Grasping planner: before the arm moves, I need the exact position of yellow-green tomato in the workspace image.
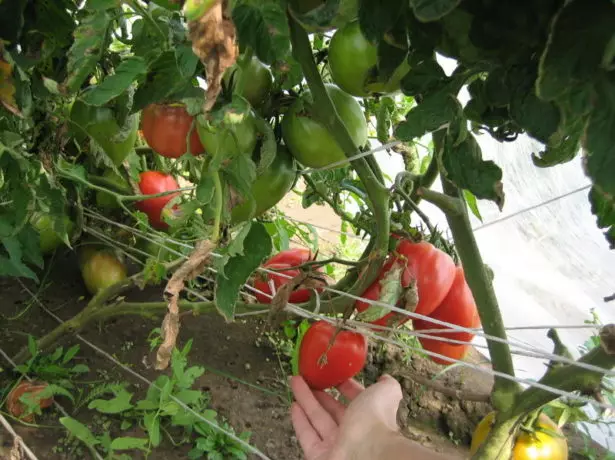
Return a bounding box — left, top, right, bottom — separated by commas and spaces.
80, 250, 127, 295
32, 214, 74, 254
282, 83, 367, 168
328, 21, 410, 97
470, 412, 568, 460
231, 145, 297, 224
223, 56, 273, 108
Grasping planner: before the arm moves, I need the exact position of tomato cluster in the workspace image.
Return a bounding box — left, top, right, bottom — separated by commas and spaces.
356, 237, 481, 365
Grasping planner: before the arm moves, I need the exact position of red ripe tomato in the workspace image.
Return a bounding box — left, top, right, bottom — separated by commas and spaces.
395, 240, 456, 317
418, 336, 469, 366
266, 248, 313, 267
135, 171, 180, 230
413, 267, 481, 343
141, 103, 204, 158
299, 321, 367, 390
253, 263, 327, 304
7, 381, 53, 421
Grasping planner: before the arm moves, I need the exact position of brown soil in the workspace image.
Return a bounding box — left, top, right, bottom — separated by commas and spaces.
0, 251, 607, 459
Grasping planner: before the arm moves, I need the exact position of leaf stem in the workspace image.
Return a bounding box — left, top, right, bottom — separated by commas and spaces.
416, 187, 464, 216
302, 174, 364, 230
288, 14, 390, 312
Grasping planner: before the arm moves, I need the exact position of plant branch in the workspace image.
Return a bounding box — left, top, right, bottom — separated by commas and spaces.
288, 14, 390, 313
410, 152, 439, 204
434, 132, 520, 409
302, 174, 363, 229
210, 171, 223, 243
416, 187, 464, 216
511, 324, 615, 417
267, 257, 365, 272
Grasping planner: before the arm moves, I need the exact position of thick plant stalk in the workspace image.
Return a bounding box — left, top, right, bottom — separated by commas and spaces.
288, 14, 390, 312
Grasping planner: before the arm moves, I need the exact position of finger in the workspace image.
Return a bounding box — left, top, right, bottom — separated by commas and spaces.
290, 376, 338, 439
313, 390, 346, 424
290, 403, 322, 458
336, 378, 365, 401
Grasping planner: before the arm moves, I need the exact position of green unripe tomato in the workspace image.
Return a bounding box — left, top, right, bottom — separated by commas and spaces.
282, 83, 367, 168
196, 109, 258, 157
223, 56, 273, 108
32, 214, 74, 254
328, 21, 410, 97
231, 145, 297, 224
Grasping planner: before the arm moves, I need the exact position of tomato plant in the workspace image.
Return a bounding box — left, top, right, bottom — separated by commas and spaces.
298, 320, 367, 390
413, 267, 481, 343
282, 83, 368, 168
95, 168, 129, 210
80, 249, 127, 295
223, 56, 273, 109
328, 21, 409, 97
32, 214, 74, 255
135, 171, 181, 230
471, 412, 568, 460
141, 103, 204, 158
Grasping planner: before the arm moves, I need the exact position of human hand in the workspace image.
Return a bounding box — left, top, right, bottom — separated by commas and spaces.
289, 374, 404, 460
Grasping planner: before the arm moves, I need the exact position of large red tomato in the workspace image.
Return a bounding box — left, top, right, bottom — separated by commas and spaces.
7, 381, 53, 421
141, 103, 204, 158
418, 336, 469, 366
299, 321, 367, 390
413, 267, 481, 343
395, 240, 456, 316
135, 171, 180, 230
266, 248, 313, 267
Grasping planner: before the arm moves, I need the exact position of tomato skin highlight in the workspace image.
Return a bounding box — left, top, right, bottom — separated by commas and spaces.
418, 336, 469, 365
80, 250, 127, 295
471, 412, 568, 460
413, 267, 481, 343
135, 171, 180, 230
299, 321, 367, 390
141, 103, 204, 158
282, 83, 367, 168
7, 381, 53, 421
328, 21, 409, 97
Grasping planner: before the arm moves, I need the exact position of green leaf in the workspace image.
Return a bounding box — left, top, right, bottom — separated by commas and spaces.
64, 3, 112, 93
88, 388, 134, 414
196, 174, 215, 205
71, 364, 90, 374
400, 55, 448, 96
376, 97, 394, 143
441, 133, 505, 210
133, 52, 188, 112
358, 0, 406, 43
394, 89, 463, 141
291, 320, 310, 375
227, 222, 253, 257
409, 0, 461, 22
62, 344, 80, 364
144, 414, 161, 447
537, 0, 615, 102
175, 44, 199, 79
0, 236, 38, 281
110, 437, 149, 452
589, 186, 615, 250
232, 2, 290, 65
463, 190, 482, 222
254, 117, 276, 175
60, 417, 100, 448
0, 0, 27, 43
174, 389, 203, 405
28, 335, 38, 357
215, 222, 272, 321
82, 57, 148, 106
583, 74, 615, 199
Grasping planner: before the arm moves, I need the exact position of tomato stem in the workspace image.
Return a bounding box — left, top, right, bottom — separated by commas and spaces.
210, 171, 223, 243
288, 13, 390, 313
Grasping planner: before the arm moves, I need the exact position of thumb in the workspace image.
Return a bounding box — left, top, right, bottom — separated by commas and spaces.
363, 374, 403, 429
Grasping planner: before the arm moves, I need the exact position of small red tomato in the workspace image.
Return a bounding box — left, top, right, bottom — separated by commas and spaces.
135, 171, 180, 230
253, 263, 327, 304
418, 336, 469, 365
6, 381, 53, 421
299, 321, 367, 390
413, 267, 481, 343
141, 103, 204, 158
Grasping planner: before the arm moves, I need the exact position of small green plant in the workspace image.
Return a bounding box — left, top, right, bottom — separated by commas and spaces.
16, 336, 89, 387
70, 340, 251, 459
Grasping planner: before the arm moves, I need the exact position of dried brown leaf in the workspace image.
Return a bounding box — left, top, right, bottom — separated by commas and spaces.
188, 0, 238, 112
156, 239, 216, 369
10, 436, 24, 460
